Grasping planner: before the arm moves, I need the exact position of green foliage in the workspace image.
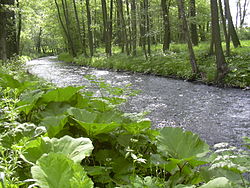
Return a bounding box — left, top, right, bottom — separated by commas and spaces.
58, 53, 74, 63
157, 127, 209, 159
31, 153, 94, 188
22, 135, 93, 163
0, 61, 250, 187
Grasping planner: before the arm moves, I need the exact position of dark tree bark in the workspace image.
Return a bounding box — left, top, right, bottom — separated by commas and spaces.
210, 0, 228, 83
224, 0, 241, 48
108, 0, 113, 56
177, 2, 185, 43
0, 5, 7, 60
218, 0, 230, 56
101, 0, 111, 56
85, 0, 94, 56
126, 0, 132, 53
140, 0, 147, 58
177, 0, 199, 75
131, 0, 137, 56
55, 0, 76, 56
237, 0, 249, 27
145, 0, 151, 56
16, 0, 21, 55
189, 0, 199, 46
36, 27, 42, 53
161, 0, 171, 52
117, 0, 129, 55
73, 0, 87, 56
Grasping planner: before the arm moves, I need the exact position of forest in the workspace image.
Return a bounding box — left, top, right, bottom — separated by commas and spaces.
0, 0, 250, 187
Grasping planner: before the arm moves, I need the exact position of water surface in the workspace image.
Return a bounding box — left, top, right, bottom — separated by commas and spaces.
26, 56, 250, 146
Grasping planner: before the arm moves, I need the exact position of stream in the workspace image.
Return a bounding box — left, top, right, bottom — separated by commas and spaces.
26, 56, 250, 146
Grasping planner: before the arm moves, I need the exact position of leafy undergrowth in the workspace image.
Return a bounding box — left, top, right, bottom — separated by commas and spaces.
61, 41, 250, 88
0, 58, 250, 188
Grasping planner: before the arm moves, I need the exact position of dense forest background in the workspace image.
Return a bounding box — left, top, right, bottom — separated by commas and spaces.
0, 0, 250, 85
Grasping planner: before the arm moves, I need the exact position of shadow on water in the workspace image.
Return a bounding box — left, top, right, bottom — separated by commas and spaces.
26, 56, 250, 146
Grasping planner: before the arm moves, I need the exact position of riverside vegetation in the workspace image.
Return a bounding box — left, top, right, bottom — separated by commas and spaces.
0, 57, 249, 188
58, 41, 250, 89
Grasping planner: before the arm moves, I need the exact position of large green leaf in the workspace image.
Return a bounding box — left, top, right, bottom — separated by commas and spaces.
22, 135, 93, 163
199, 177, 232, 188
157, 127, 209, 160
38, 86, 82, 104
16, 90, 44, 115
31, 153, 93, 188
123, 119, 151, 134
39, 115, 68, 137
68, 108, 121, 136
0, 72, 20, 88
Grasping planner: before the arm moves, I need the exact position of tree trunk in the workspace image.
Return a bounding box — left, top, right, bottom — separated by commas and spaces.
108, 0, 113, 56
73, 0, 87, 56
140, 0, 147, 58
0, 5, 7, 60
101, 0, 111, 56
177, 0, 199, 75
218, 0, 230, 56
36, 27, 42, 53
131, 0, 137, 56
85, 0, 94, 57
145, 0, 151, 56
240, 0, 249, 27
210, 0, 228, 83
16, 0, 22, 55
161, 0, 171, 52
126, 0, 132, 53
117, 0, 129, 55
189, 0, 199, 46
224, 0, 241, 48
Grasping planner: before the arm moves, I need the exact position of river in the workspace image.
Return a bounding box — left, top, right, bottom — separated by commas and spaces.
26, 56, 250, 146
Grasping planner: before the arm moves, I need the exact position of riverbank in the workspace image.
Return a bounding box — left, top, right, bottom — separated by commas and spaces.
59, 41, 250, 89
1, 56, 250, 187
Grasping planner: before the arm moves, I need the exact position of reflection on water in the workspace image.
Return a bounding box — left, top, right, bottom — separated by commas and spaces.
26, 56, 250, 146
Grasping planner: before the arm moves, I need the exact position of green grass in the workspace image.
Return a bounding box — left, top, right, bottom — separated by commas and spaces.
59, 41, 250, 88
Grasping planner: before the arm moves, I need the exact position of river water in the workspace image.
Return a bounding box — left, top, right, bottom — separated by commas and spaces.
26, 56, 250, 146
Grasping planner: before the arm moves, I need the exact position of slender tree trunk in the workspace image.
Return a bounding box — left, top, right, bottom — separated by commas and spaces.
0, 5, 7, 60
131, 0, 137, 56
36, 27, 42, 53
177, 0, 199, 75
224, 0, 241, 48
61, 0, 76, 56
218, 0, 230, 56
161, 0, 171, 52
140, 0, 147, 58
240, 0, 249, 27
126, 0, 132, 54
16, 0, 21, 55
145, 0, 151, 56
101, 0, 110, 56
117, 0, 129, 55
189, 0, 199, 46
211, 0, 228, 83
108, 0, 113, 56
73, 0, 87, 56
85, 0, 94, 57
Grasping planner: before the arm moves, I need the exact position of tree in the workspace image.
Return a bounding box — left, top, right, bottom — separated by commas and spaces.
85, 0, 94, 57
177, 0, 199, 75
236, 0, 250, 28
161, 0, 171, 52
189, 0, 199, 46
218, 0, 230, 56
0, 0, 17, 60
210, 0, 228, 83
73, 0, 87, 56
224, 0, 241, 48
131, 0, 137, 56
